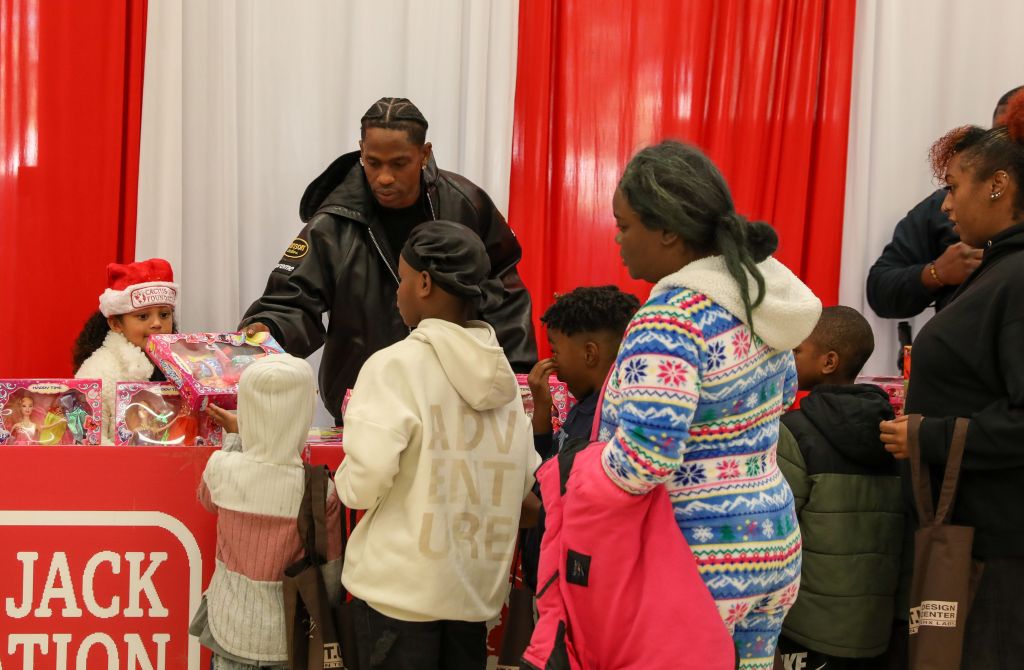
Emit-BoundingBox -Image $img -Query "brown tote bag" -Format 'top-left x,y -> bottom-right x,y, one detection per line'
906,415 -> 983,670
283,464 -> 357,670
496,531 -> 536,669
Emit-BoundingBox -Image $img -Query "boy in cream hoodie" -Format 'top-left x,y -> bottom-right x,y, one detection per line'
335,221 -> 539,669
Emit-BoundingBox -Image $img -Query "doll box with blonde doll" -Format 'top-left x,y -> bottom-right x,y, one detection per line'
0,379 -> 102,446
146,331 -> 285,412
515,374 -> 576,433
114,382 -> 223,446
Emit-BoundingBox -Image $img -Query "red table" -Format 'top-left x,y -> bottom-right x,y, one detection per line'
0,445 -> 344,669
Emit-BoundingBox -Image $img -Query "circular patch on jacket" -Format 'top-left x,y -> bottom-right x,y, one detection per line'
284,238 -> 309,259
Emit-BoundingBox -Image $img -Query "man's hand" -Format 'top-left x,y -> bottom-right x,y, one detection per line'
930,242 -> 983,288
206,404 -> 239,435
528,359 -> 557,434
243,322 -> 270,338
880,415 -> 909,460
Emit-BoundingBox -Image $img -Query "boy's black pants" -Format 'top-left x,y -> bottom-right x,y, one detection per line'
351,598 -> 487,670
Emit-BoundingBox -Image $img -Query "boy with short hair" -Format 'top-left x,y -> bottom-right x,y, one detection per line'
777,306 -> 905,669
522,286 -> 639,590
528,285 -> 640,457
334,221 -> 539,670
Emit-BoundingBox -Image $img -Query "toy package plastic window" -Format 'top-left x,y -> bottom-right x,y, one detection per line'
146,332 -> 285,411
115,382 -> 222,446
0,380 -> 102,445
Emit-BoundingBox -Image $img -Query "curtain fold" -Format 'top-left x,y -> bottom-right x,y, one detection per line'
510,0 -> 856,354
1,0 -> 147,376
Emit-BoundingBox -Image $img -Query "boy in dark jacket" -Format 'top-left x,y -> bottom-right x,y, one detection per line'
777,306 -> 904,669
521,286 -> 639,591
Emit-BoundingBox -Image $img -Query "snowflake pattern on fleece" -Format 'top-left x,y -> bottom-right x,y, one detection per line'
600,287 -> 801,670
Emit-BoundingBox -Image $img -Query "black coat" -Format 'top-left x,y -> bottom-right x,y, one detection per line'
241,151 -> 537,421
867,189 -> 960,318
906,222 -> 1024,558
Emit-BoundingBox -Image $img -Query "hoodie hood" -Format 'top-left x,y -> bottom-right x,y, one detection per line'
650,255 -> 821,351
800,384 -> 895,468
237,354 -> 315,464
299,150 -> 441,223
409,319 -> 518,411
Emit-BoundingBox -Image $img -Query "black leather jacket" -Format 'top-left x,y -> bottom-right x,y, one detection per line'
241,151 -> 537,421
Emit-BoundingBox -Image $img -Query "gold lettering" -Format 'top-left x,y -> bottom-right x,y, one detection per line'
418,513 -> 447,558
485,516 -> 516,561
451,459 -> 481,504
451,513 -> 481,559
428,406 -> 450,450
482,461 -> 517,506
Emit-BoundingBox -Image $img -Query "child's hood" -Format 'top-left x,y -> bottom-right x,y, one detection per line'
650,255 -> 821,351
409,319 -> 518,411
236,354 -> 315,464
799,383 -> 896,469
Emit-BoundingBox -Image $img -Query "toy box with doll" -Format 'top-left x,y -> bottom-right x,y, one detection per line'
114,382 -> 222,446
0,379 -> 102,445
856,375 -> 906,417
146,331 -> 284,412
515,374 -> 576,433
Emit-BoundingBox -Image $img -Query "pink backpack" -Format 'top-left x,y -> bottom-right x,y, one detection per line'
521,433 -> 735,669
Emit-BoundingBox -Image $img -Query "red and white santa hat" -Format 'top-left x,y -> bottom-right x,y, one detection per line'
98,258 -> 180,317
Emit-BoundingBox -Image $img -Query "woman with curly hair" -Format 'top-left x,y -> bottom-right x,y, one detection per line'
880,89 -> 1024,667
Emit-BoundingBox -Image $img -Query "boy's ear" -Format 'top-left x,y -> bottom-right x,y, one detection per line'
417,270 -> 433,297
583,340 -> 600,367
822,350 -> 840,375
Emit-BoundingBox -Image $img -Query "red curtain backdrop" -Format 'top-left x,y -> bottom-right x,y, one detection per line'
0,0 -> 147,377
509,0 -> 856,355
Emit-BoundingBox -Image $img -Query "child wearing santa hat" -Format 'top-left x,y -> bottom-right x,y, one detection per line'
74,258 -> 179,443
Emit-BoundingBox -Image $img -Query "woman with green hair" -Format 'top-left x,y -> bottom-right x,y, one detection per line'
600,141 -> 821,668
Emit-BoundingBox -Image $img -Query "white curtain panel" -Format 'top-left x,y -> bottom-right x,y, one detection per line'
137,0 -> 519,423
841,0 -> 1024,374
137,0 -> 519,330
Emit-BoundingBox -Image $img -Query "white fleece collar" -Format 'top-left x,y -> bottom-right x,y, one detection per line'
103,330 -> 156,380
650,255 -> 821,351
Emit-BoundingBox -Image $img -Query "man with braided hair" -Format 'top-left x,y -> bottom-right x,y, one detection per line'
241,97 -> 537,422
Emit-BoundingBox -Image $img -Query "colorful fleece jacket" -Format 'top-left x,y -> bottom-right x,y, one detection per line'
599,255 -> 820,665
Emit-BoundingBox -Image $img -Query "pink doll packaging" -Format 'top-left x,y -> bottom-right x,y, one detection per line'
0,379 -> 102,445
515,374 -> 576,433
302,426 -> 345,462
146,331 -> 285,412
114,382 -> 223,446
856,375 -> 906,417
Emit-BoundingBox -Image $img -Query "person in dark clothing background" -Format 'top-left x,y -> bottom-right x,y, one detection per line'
521,285 -> 639,591
778,306 -> 902,669
866,86 -> 1021,320
240,97 -> 537,422
879,88 -> 1024,668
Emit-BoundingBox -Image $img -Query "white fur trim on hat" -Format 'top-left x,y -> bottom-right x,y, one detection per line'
99,281 -> 180,317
